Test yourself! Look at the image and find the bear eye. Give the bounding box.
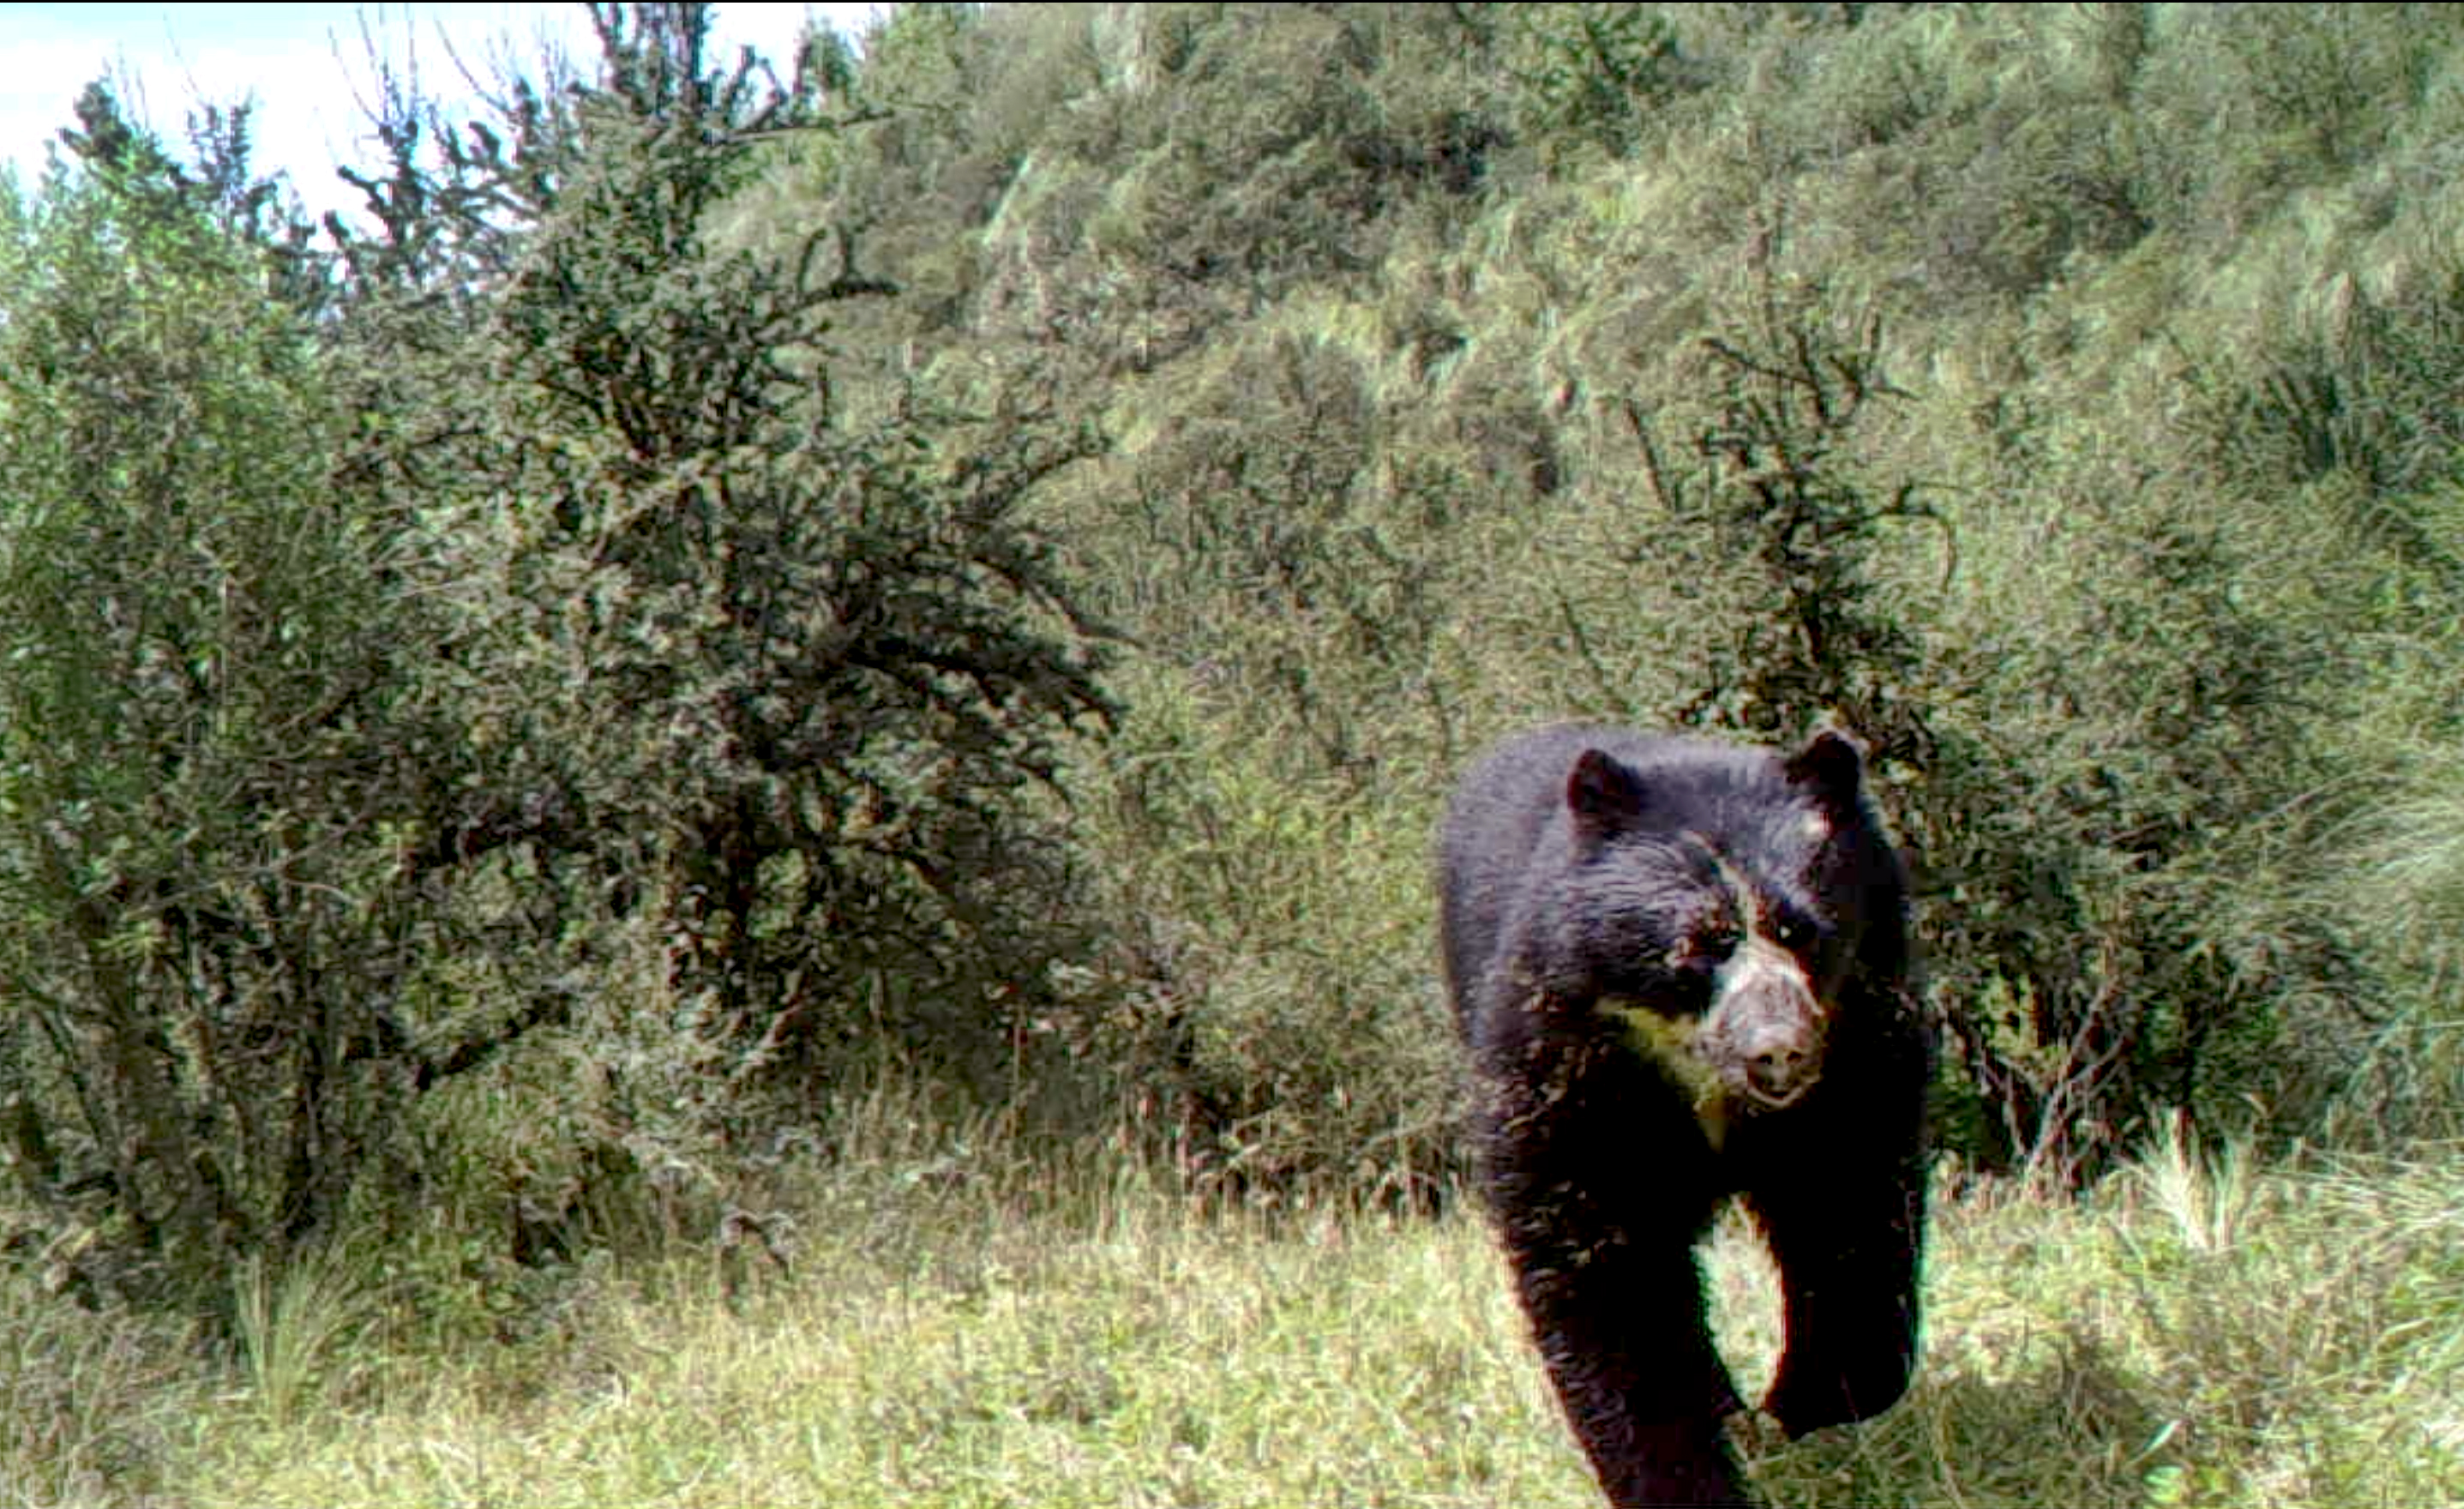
[1770,913,1818,951]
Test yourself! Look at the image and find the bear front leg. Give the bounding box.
[1499,1205,1752,1508]
[1747,1154,1926,1436]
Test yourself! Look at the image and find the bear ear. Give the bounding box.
[1566,748,1649,846]
[1784,727,1867,809]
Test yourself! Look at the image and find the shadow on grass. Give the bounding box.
[1740,1331,2169,1509]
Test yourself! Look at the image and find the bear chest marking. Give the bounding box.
[1593,995,1733,1152]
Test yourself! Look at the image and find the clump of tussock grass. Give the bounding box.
[2107,1140,2464,1504]
[1859,1140,2464,1509]
[231,1245,377,1433]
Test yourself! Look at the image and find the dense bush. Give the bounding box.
[0,111,458,1300]
[322,4,1124,1238]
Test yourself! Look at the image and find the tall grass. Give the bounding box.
[0,1272,196,1506]
[231,1246,376,1433]
[98,1099,2454,1508]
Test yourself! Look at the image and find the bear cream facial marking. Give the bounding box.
[1674,833,1832,1109]
[1706,935,1828,1109]
[1679,831,1765,934]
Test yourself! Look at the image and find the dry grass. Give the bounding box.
[102,1127,2455,1509]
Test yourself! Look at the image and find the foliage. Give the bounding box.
[907,1,2464,1182]
[0,143,451,1299]
[2,0,2461,1331]
[322,3,1119,1229]
[0,2,1123,1311]
[2,5,2463,1493]
[1496,3,1694,159]
[0,1271,195,1506]
[1616,280,1934,756]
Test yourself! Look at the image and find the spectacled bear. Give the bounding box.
[1439,724,1931,1507]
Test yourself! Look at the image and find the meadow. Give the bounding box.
[8,1088,2453,1508]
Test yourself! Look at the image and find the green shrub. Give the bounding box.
[0,147,449,1299]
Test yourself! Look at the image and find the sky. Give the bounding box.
[0,3,880,219]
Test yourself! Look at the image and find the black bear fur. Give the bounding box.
[1439,723,1931,1507]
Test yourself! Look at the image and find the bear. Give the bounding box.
[1438,722,1931,1508]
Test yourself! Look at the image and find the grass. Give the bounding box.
[3,1117,2401,1509]
[165,1179,1579,1506]
[2,1078,2455,1506]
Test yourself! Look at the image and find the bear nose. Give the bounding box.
[1747,1040,1810,1096]
[1741,1027,1818,1103]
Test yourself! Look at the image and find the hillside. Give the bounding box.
[756,1,2464,1187]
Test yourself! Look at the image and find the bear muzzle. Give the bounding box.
[1705,937,1828,1108]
